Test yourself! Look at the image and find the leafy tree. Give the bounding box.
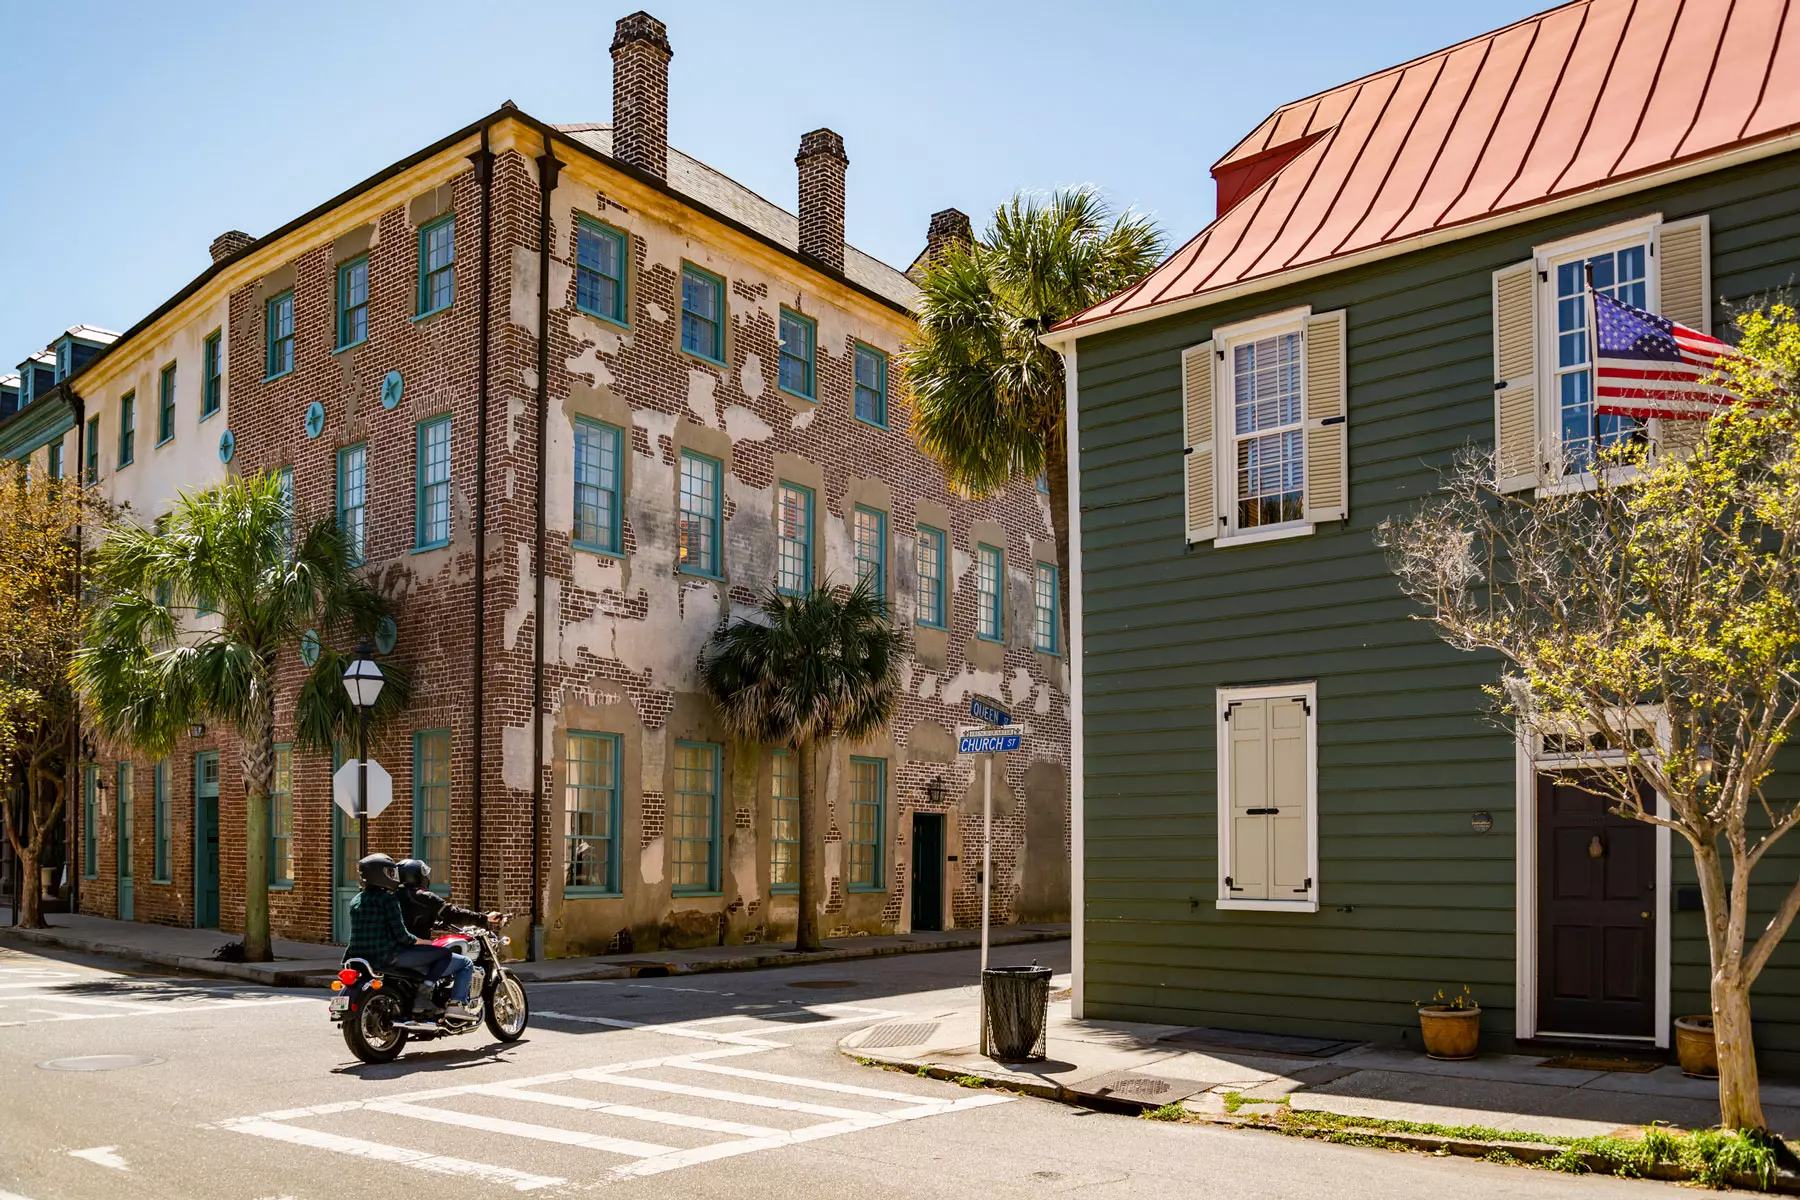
[699,579,900,952]
[1376,305,1800,1132]
[903,187,1164,652]
[72,472,408,960]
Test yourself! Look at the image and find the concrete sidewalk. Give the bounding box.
[0,909,1068,988]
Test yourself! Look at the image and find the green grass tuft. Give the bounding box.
[1142,1103,1188,1122]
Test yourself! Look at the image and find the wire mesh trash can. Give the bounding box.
[981,964,1052,1061]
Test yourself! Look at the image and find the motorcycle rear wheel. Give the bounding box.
[343,992,408,1063]
[485,974,529,1042]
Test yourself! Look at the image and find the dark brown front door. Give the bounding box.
[1537,775,1657,1038]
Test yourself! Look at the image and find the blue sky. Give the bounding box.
[0,0,1539,362]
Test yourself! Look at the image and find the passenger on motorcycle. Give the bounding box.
[395,858,497,1022]
[344,853,474,1022]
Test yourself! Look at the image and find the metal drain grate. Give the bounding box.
[856,1022,941,1049]
[1069,1069,1207,1105]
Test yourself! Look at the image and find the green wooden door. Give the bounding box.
[194,752,220,928]
[116,764,134,922]
[333,804,359,943]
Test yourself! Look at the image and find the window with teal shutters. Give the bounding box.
[415,416,451,549]
[265,292,295,378]
[573,417,622,554]
[854,343,887,426]
[576,219,627,325]
[153,759,171,882]
[338,443,367,565]
[848,757,886,890]
[118,392,135,466]
[564,731,621,895]
[202,330,223,417]
[853,505,886,605]
[977,543,1004,641]
[778,308,815,399]
[776,483,813,595]
[680,265,724,362]
[418,216,455,316]
[158,363,177,444]
[270,745,293,887]
[413,730,451,889]
[337,255,370,349]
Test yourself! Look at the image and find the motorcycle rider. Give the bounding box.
[343,853,474,1022]
[394,858,497,1021]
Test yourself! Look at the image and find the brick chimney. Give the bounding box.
[210,230,254,263]
[795,129,848,273]
[610,12,672,180]
[907,208,973,281]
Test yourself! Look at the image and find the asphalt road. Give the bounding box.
[0,935,1716,1199]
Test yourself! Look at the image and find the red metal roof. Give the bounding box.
[1061,0,1800,334]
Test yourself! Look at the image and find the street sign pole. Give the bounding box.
[979,753,991,1058]
[957,719,1024,1060]
[357,708,369,864]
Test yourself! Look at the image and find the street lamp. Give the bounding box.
[341,643,385,862]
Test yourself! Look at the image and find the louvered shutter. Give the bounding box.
[1492,261,1539,493]
[1655,215,1712,460]
[1182,342,1218,544]
[1225,698,1269,900]
[1303,310,1348,522]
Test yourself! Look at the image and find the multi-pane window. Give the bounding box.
[158,363,177,444]
[82,765,98,877]
[85,416,99,483]
[1034,562,1059,654]
[678,452,721,576]
[338,443,367,565]
[413,730,451,887]
[976,543,1003,641]
[278,466,295,553]
[573,418,622,553]
[153,759,171,883]
[853,506,886,603]
[770,750,799,893]
[680,265,724,362]
[854,344,887,426]
[415,416,451,548]
[576,220,627,324]
[564,731,620,894]
[778,309,815,399]
[338,255,370,349]
[776,483,813,595]
[47,441,62,480]
[1554,244,1649,475]
[916,525,947,629]
[265,291,295,378]
[671,742,720,893]
[1232,331,1305,529]
[270,745,294,886]
[418,216,456,315]
[118,392,135,466]
[848,757,885,891]
[202,330,223,417]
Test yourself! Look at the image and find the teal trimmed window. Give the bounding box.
[85,416,99,484]
[278,466,295,553]
[916,525,947,629]
[82,765,98,878]
[265,291,295,378]
[677,451,722,577]
[153,759,171,883]
[854,343,887,426]
[118,392,135,466]
[848,757,886,891]
[47,441,62,480]
[853,505,886,603]
[417,215,455,316]
[564,731,621,895]
[680,264,724,363]
[337,256,370,349]
[770,750,799,894]
[776,483,813,596]
[1036,472,1049,495]
[671,741,721,894]
[202,330,223,417]
[415,416,451,549]
[338,443,367,565]
[116,762,134,885]
[778,308,816,399]
[1034,562,1060,654]
[270,745,293,887]
[977,543,1003,641]
[157,363,177,444]
[576,219,627,325]
[573,417,622,554]
[412,730,451,889]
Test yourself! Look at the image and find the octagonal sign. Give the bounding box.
[332,758,393,820]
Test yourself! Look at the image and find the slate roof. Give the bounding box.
[1062,0,1800,333]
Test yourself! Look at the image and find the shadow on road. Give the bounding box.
[333,1040,530,1079]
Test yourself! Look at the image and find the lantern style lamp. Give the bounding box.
[341,644,385,860]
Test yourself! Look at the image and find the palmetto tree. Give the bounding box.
[903,187,1164,652]
[71,472,408,961]
[700,579,900,952]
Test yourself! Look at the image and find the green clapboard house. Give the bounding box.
[1050,0,1800,1066]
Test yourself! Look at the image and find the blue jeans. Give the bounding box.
[442,951,474,1004]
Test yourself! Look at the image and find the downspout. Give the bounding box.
[69,390,85,918]
[529,147,562,961]
[468,126,494,913]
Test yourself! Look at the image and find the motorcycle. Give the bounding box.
[330,919,530,1063]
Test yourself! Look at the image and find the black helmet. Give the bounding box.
[396,858,432,888]
[358,853,400,891]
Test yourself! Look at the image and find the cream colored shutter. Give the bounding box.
[1268,697,1311,898]
[1655,215,1713,460]
[1225,698,1269,900]
[1303,310,1348,522]
[1492,261,1539,492]
[1182,342,1218,544]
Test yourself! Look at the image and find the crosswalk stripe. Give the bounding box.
[535,1010,779,1046]
[365,1101,676,1158]
[216,1118,563,1191]
[470,1087,786,1139]
[573,1071,882,1121]
[664,1059,931,1102]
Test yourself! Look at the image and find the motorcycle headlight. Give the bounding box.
[501,936,512,947]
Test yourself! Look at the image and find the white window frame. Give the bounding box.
[1215,680,1319,913]
[1209,306,1314,547]
[1533,214,1662,494]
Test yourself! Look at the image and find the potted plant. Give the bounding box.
[1674,1015,1719,1078]
[1417,986,1480,1060]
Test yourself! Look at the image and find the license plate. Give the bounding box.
[329,994,349,1012]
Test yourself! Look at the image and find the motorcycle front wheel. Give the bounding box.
[485,974,529,1042]
[343,991,408,1063]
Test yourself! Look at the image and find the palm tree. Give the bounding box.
[903,187,1164,652]
[700,579,900,952]
[71,472,408,961]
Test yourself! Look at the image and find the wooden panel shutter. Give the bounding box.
[1492,261,1539,493]
[1182,342,1218,544]
[1656,215,1712,461]
[1226,698,1270,900]
[1224,695,1313,904]
[1303,310,1348,523]
[1268,698,1310,897]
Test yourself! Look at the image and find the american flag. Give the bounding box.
[1592,288,1746,421]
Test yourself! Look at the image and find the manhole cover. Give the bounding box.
[40,1055,164,1072]
[1070,1070,1205,1105]
[857,1022,940,1049]
[787,980,857,990]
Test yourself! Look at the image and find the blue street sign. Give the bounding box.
[969,697,1010,727]
[958,725,1024,754]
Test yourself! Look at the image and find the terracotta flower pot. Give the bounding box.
[1675,1015,1718,1078]
[1418,1005,1481,1060]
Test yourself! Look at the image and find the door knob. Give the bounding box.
[1588,835,1605,859]
[1641,911,1651,919]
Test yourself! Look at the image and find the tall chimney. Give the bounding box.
[210,230,254,263]
[907,209,973,281]
[610,12,672,180]
[795,129,848,273]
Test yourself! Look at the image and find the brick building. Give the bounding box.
[2,11,1070,956]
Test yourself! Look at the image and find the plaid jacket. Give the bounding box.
[343,888,415,968]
